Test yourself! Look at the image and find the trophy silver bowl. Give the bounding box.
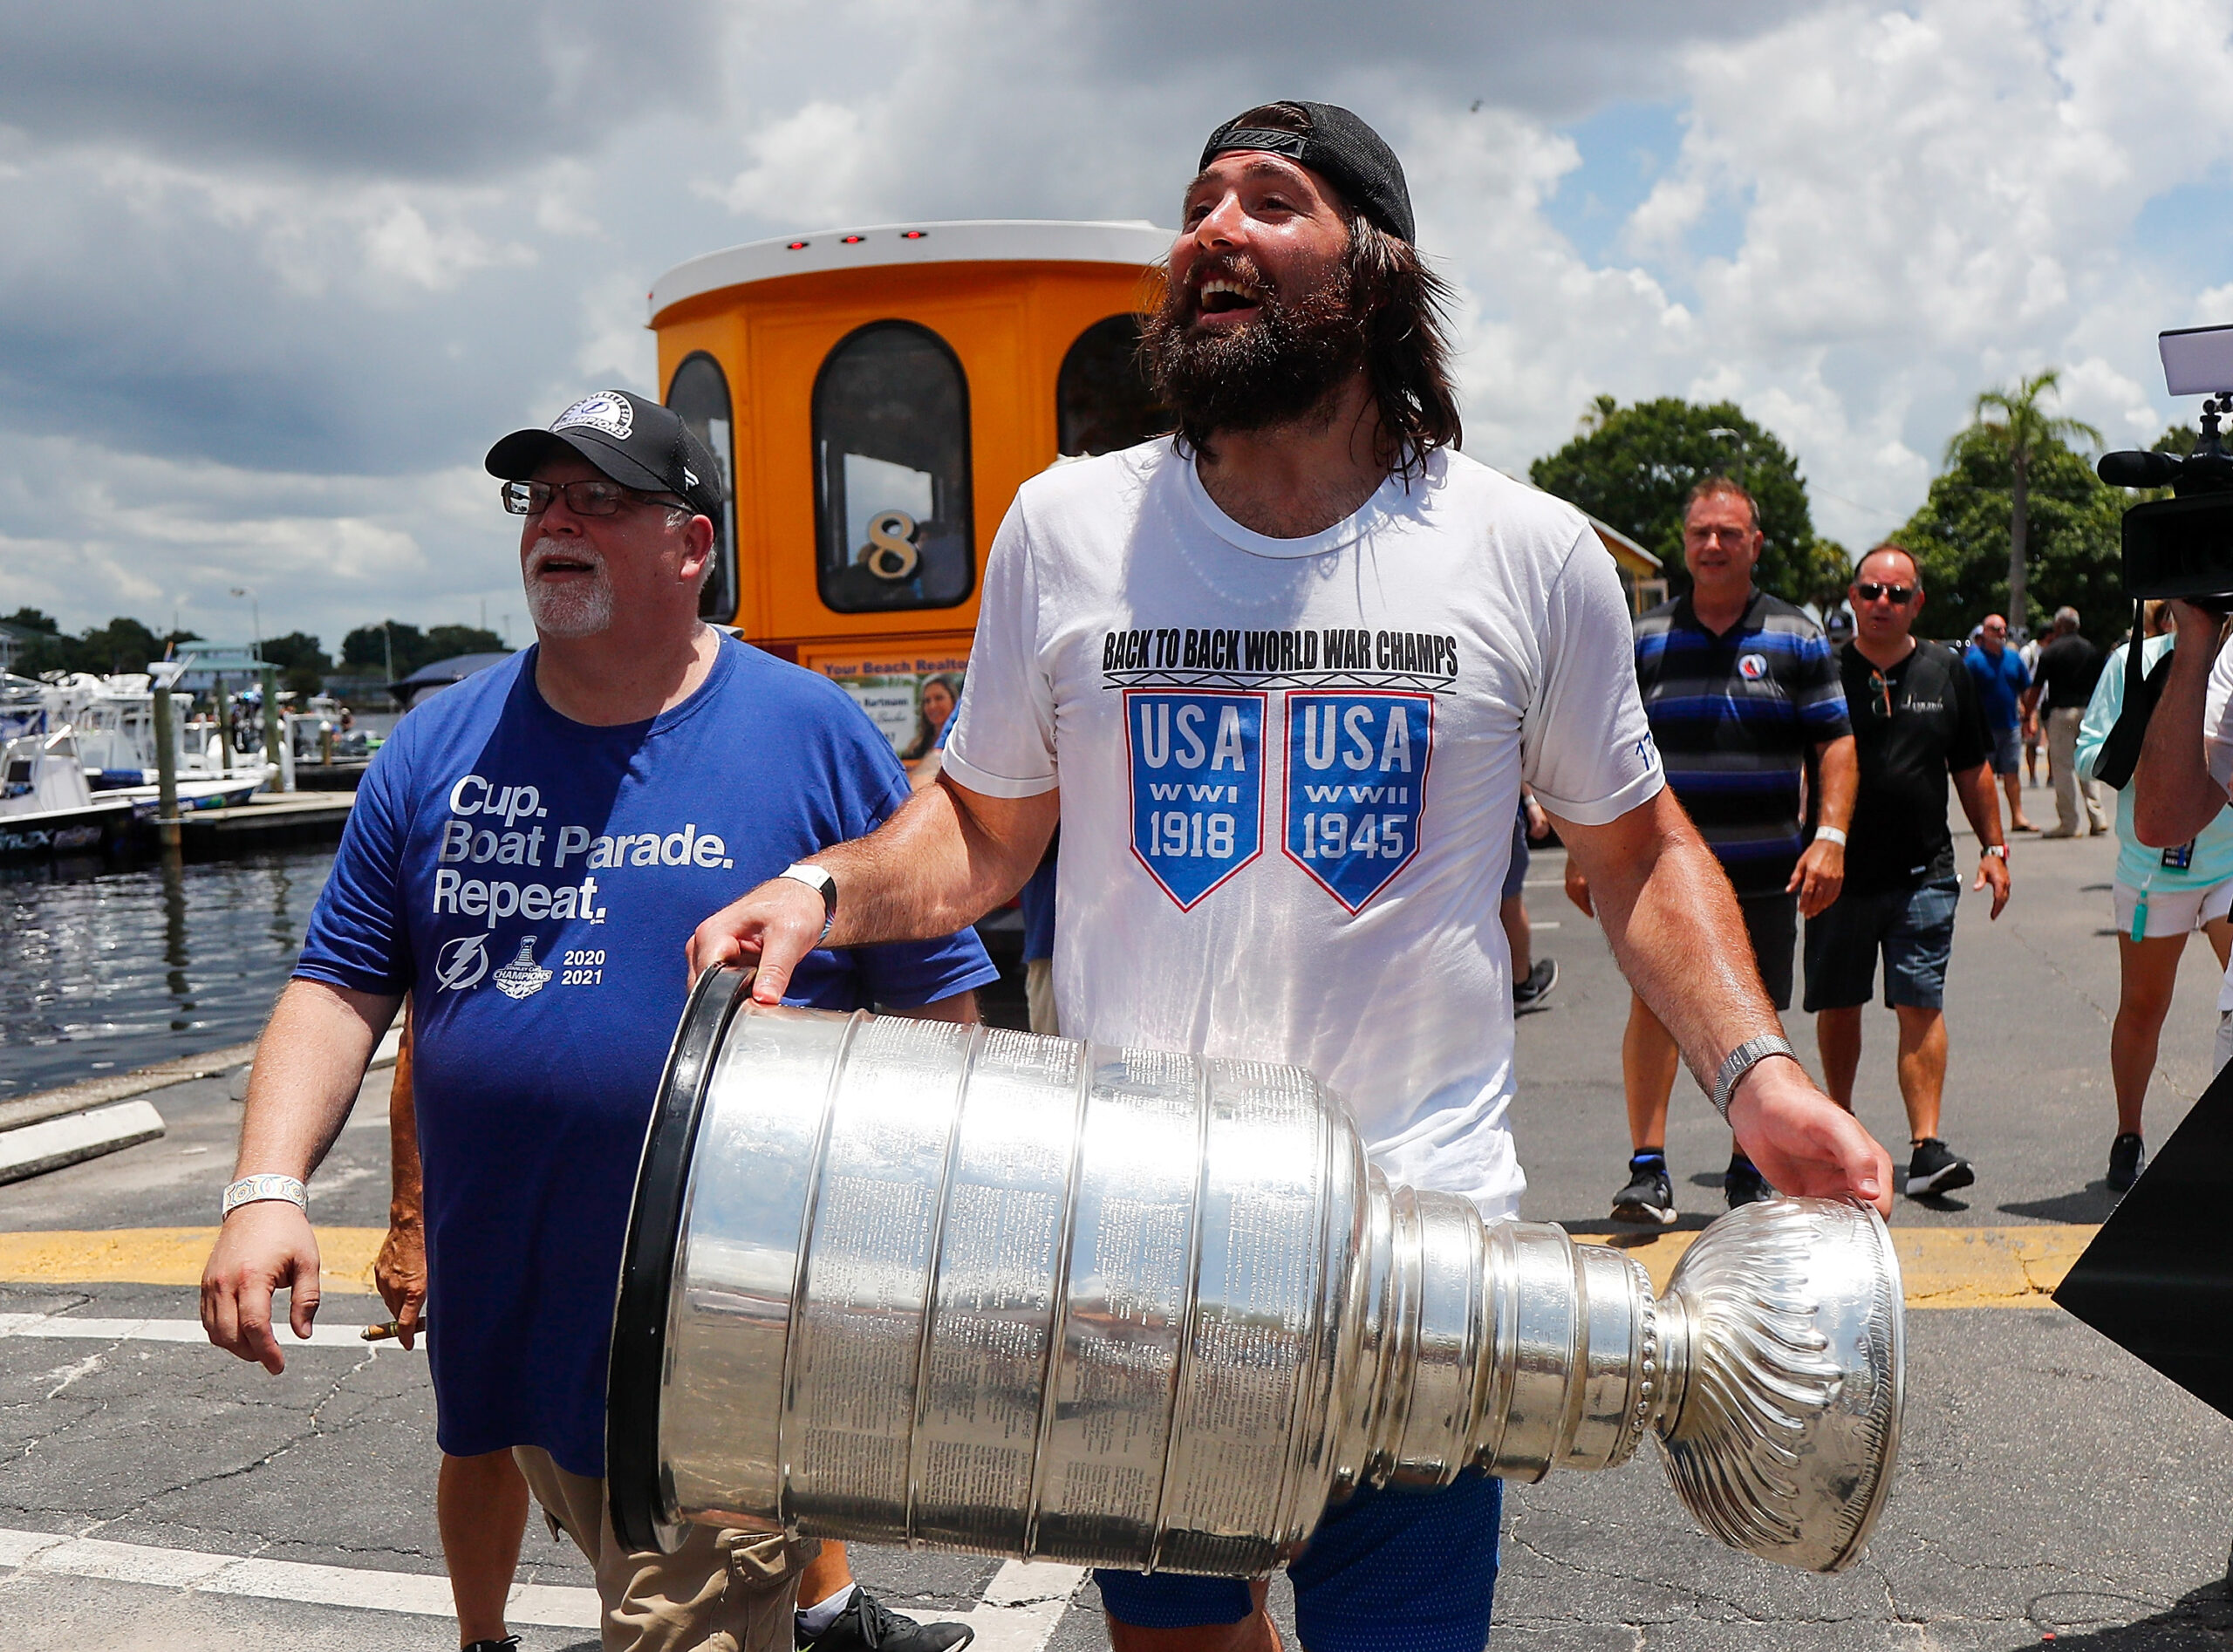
[609,971,1902,1576]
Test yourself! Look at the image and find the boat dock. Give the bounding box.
[157,790,354,857]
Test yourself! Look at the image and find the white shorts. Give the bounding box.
[2113,877,2233,940]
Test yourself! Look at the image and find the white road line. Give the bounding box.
[956,1560,1089,1651]
[0,1100,164,1185]
[1531,921,1561,930]
[0,1526,595,1628]
[0,1314,420,1351]
[0,1530,1083,1644]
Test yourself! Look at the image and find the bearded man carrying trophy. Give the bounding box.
[683,99,1895,1652]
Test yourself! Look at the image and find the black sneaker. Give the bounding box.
[1513,958,1559,1013]
[801,1587,975,1652]
[1905,1137,1975,1198]
[1610,1154,1676,1225]
[2107,1132,2147,1193]
[1724,1154,1774,1208]
[463,1641,519,1652]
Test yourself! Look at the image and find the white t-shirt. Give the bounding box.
[944,441,1663,1217]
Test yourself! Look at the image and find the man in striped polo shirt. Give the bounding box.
[1570,477,1856,1222]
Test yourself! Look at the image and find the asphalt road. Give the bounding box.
[1,775,2230,1649]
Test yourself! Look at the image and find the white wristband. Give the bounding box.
[1813,826,1847,847]
[222,1174,307,1219]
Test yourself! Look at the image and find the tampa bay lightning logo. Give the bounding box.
[434,932,490,993]
[1126,689,1264,910]
[1283,692,1433,912]
[551,390,633,440]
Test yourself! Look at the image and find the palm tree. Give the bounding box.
[1956,370,2102,634]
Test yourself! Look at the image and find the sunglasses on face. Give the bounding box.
[1854,582,1915,605]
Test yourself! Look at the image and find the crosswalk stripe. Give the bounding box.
[0,1526,1085,1644]
[0,1313,418,1349]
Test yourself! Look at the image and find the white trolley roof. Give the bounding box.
[649,219,1174,320]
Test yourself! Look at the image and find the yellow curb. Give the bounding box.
[1580,1223,2100,1307]
[0,1228,386,1295]
[0,1224,2103,1309]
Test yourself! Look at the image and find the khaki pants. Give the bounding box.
[2046,706,2106,836]
[513,1445,817,1652]
[1025,957,1060,1036]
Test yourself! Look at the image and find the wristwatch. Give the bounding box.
[779,863,838,943]
[1710,1034,1802,1122]
[1982,844,2008,860]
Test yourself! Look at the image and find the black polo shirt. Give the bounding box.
[2036,633,2106,712]
[1840,639,1991,895]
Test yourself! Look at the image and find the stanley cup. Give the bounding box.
[608,970,1903,1575]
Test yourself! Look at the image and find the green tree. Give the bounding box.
[1528,396,1846,607]
[1956,371,2103,634]
[341,620,419,678]
[420,625,505,665]
[256,631,331,699]
[1896,424,2124,644]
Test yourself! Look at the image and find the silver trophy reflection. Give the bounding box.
[609,970,1902,1576]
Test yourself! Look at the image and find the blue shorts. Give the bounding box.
[1989,725,2022,775]
[1095,1473,1502,1652]
[1802,876,1960,1012]
[1501,807,1530,902]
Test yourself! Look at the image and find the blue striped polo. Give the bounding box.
[1632,590,1851,897]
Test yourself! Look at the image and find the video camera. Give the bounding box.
[2090,324,2233,788]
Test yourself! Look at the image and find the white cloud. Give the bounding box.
[5,0,2233,646]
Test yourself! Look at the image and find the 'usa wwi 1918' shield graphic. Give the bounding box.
[1283,692,1433,911]
[1126,690,1265,909]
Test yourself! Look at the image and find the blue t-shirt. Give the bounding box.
[1963,642,2031,732]
[296,639,996,1476]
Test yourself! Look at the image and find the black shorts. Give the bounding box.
[1737,891,1799,1011]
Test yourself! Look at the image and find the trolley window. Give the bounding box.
[1057,315,1170,457]
[666,352,739,623]
[812,322,974,613]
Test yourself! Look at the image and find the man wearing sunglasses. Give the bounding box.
[1803,545,2007,1198]
[202,390,994,1652]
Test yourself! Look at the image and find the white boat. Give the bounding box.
[0,731,134,857]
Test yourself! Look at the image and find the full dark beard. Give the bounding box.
[1141,255,1362,438]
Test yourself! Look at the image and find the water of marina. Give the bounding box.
[0,846,334,1100]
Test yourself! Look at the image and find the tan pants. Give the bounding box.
[2046,706,2106,835]
[1025,957,1060,1036]
[513,1445,818,1652]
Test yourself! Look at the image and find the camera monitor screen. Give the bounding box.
[2161,324,2233,396]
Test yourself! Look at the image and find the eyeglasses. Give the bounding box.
[1685,525,1753,544]
[500,479,690,517]
[1853,582,1915,605]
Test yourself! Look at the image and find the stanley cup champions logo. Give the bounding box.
[493,936,553,1000]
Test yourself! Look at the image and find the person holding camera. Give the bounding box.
[1802,546,2005,1198]
[2079,601,2233,1192]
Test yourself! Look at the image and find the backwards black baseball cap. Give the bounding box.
[485,389,725,528]
[1199,101,1414,245]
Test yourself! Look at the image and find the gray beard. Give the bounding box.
[524,539,615,638]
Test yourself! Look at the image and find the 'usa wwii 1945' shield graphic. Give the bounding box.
[1126,689,1265,909]
[1283,692,1434,911]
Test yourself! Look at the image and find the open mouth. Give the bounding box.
[1194,276,1264,319]
[531,550,600,578]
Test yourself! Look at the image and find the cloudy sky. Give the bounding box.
[3,0,2230,653]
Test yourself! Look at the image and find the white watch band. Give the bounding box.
[222,1173,307,1219]
[1813,826,1847,847]
[1711,1035,1800,1121]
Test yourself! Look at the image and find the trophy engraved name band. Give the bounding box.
[609,969,1903,1577]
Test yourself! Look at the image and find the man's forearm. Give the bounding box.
[1813,735,1857,833]
[235,978,402,1185]
[386,1000,421,1220]
[1950,763,2004,847]
[1563,792,1782,1096]
[813,777,1058,949]
[2133,629,2223,846]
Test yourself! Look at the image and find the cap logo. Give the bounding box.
[683,466,699,486]
[551,392,633,441]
